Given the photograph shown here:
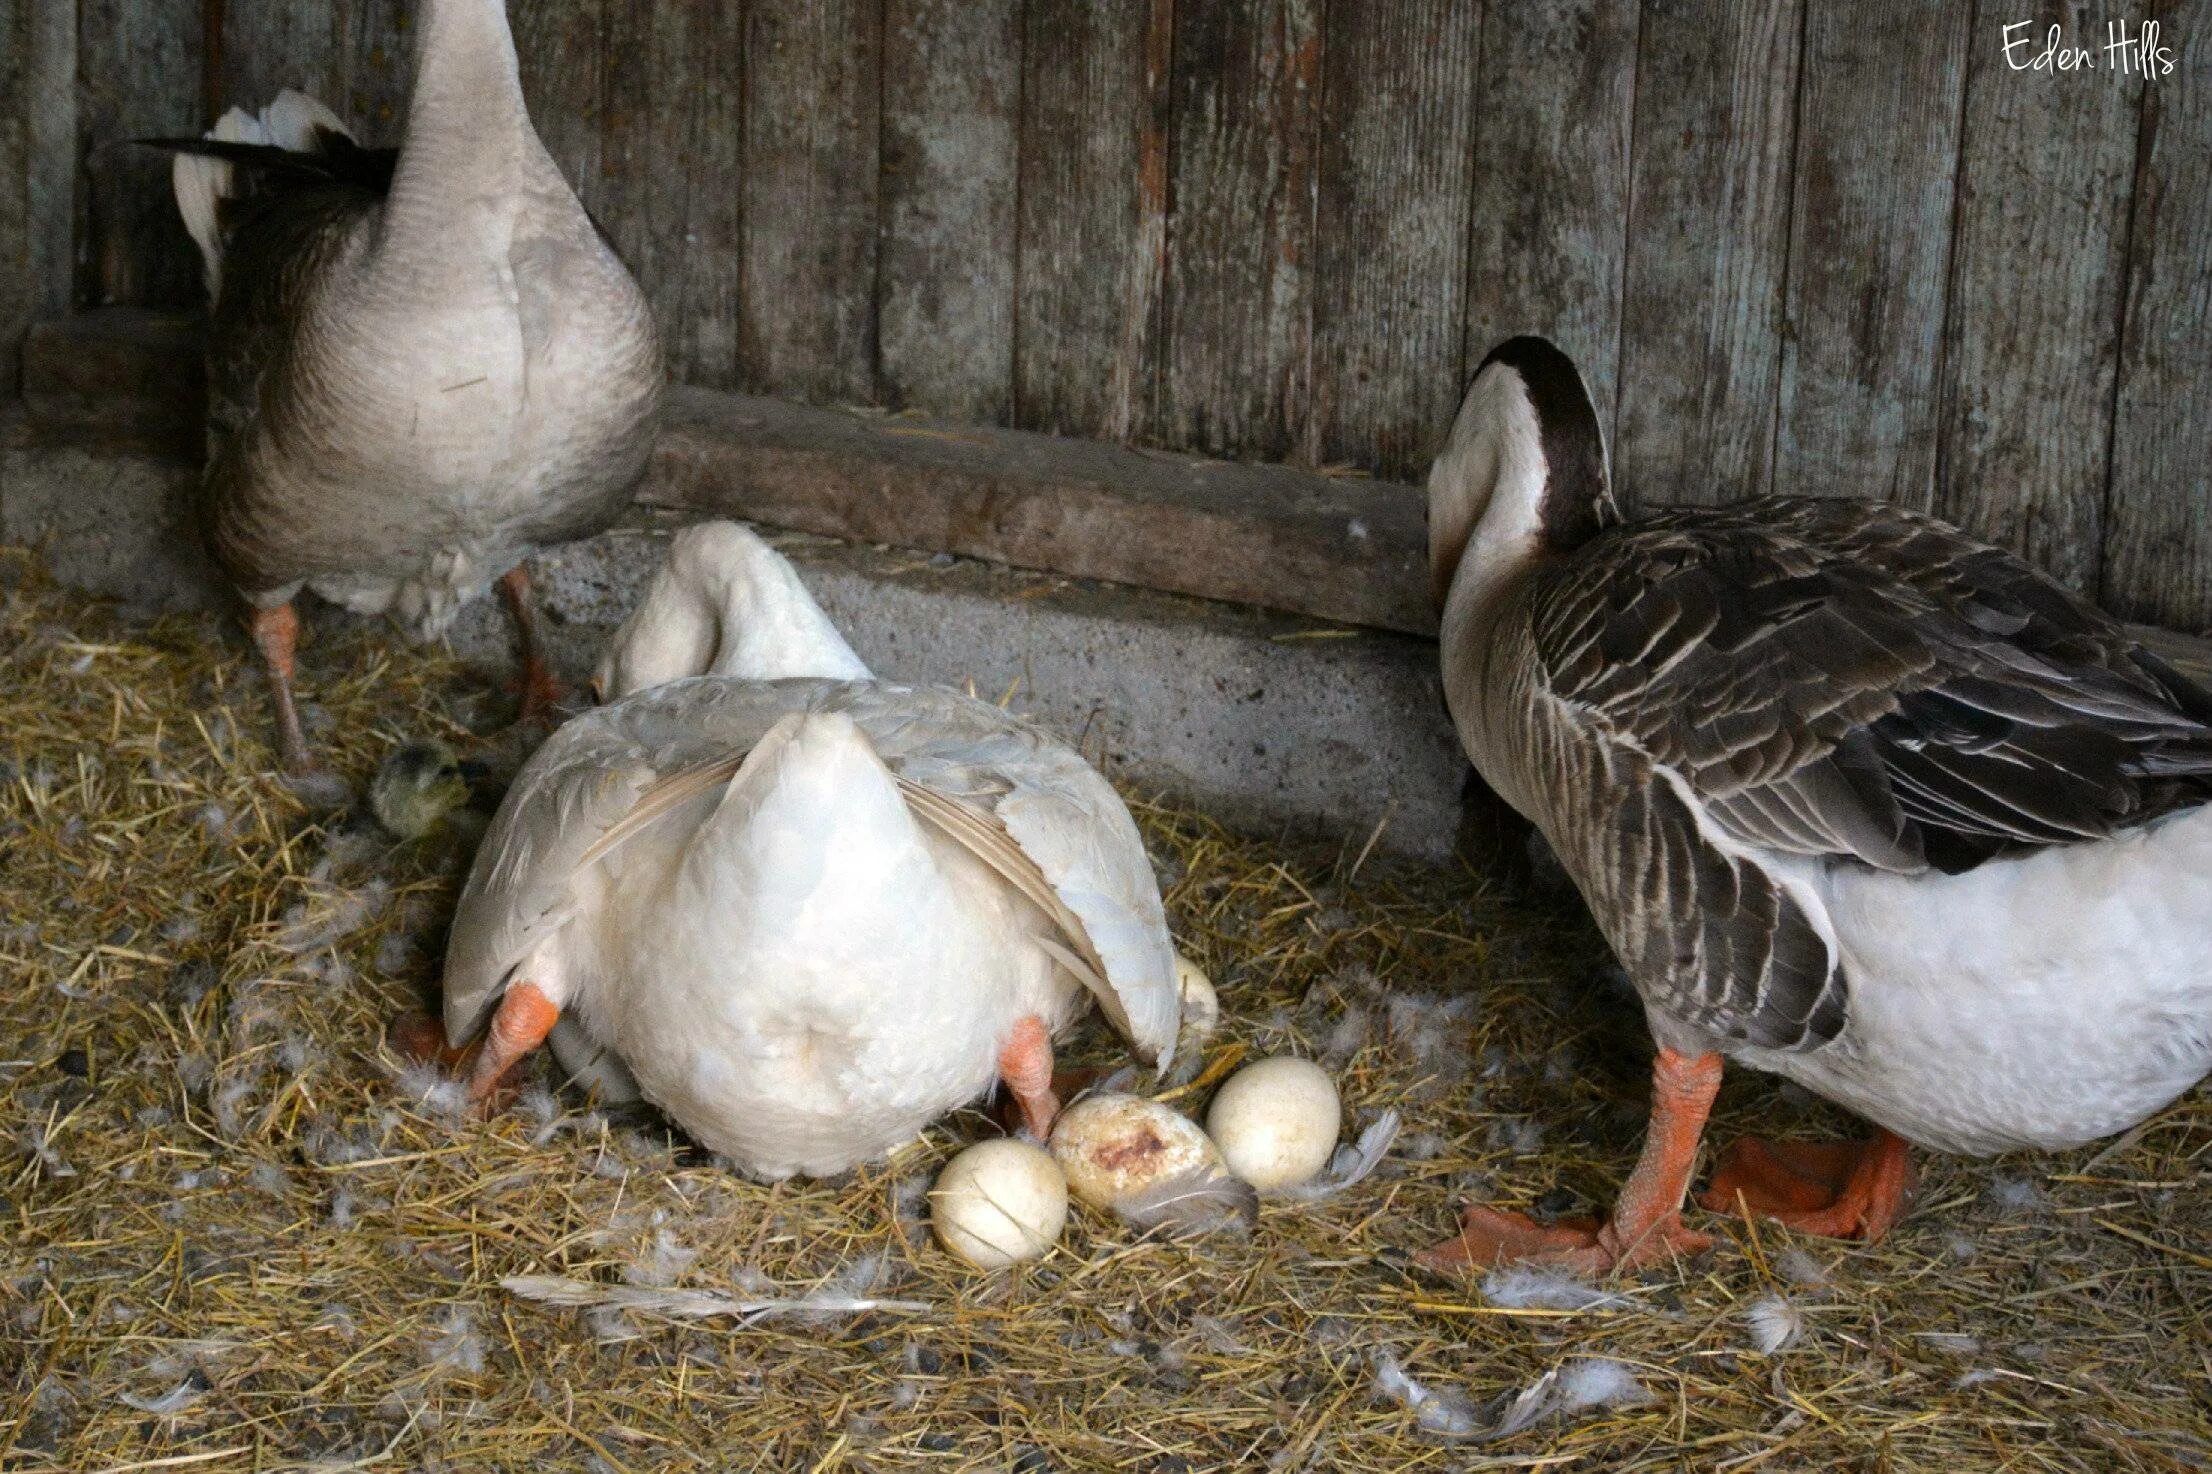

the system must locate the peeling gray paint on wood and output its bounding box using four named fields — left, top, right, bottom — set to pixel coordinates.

left=1462, top=0, right=1639, bottom=449
left=879, top=0, right=1021, bottom=423
left=1937, top=0, right=2138, bottom=594
left=1775, top=0, right=1969, bottom=511
left=1163, top=0, right=1322, bottom=464
left=2104, top=4, right=2212, bottom=630
left=1613, top=0, right=1800, bottom=508
left=1308, top=0, right=1483, bottom=481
